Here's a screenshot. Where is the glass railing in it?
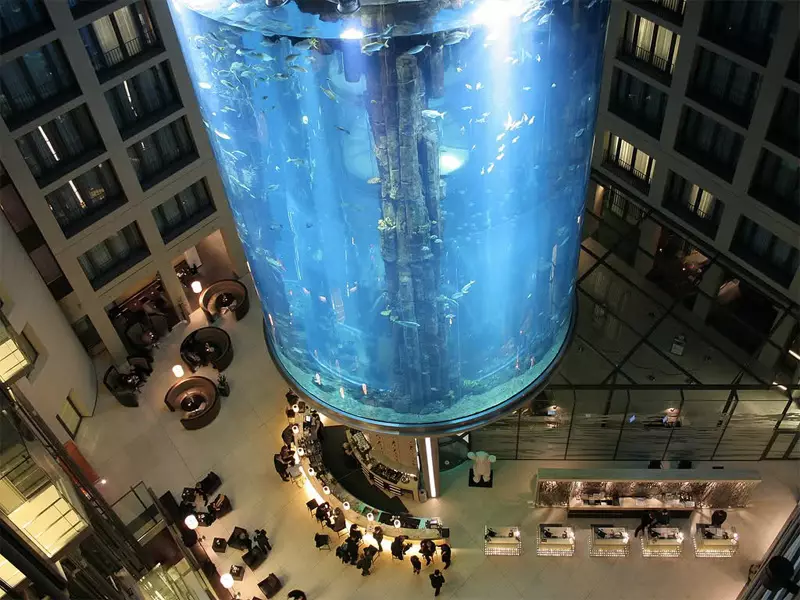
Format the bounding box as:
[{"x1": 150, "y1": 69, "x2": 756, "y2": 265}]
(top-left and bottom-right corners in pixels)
[
  {"x1": 617, "y1": 39, "x2": 675, "y2": 77},
  {"x1": 111, "y1": 482, "x2": 164, "y2": 543}
]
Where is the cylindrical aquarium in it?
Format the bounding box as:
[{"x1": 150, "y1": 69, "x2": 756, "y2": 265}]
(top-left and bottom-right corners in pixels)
[{"x1": 169, "y1": 0, "x2": 609, "y2": 434}]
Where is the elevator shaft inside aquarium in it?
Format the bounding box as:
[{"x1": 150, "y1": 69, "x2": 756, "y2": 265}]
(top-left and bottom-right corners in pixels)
[{"x1": 169, "y1": 0, "x2": 609, "y2": 433}]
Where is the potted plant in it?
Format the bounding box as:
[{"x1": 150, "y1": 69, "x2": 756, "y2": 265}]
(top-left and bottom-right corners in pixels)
[{"x1": 217, "y1": 374, "x2": 230, "y2": 397}]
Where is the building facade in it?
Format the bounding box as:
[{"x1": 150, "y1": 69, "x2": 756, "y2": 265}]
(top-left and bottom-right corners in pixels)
[{"x1": 0, "y1": 0, "x2": 247, "y2": 365}]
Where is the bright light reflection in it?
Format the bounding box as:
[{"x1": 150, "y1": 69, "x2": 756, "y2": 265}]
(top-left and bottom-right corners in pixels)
[
  {"x1": 439, "y1": 152, "x2": 463, "y2": 175},
  {"x1": 340, "y1": 28, "x2": 364, "y2": 40},
  {"x1": 471, "y1": 0, "x2": 529, "y2": 29}
]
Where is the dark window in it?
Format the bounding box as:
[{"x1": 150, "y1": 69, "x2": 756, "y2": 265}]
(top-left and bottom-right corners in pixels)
[
  {"x1": 675, "y1": 108, "x2": 742, "y2": 181},
  {"x1": 687, "y1": 47, "x2": 761, "y2": 127},
  {"x1": 45, "y1": 162, "x2": 126, "y2": 237},
  {"x1": 608, "y1": 68, "x2": 667, "y2": 138},
  {"x1": 618, "y1": 12, "x2": 680, "y2": 82},
  {"x1": 69, "y1": 0, "x2": 113, "y2": 19},
  {"x1": 749, "y1": 151, "x2": 799, "y2": 224},
  {"x1": 105, "y1": 61, "x2": 181, "y2": 138},
  {"x1": 15, "y1": 105, "x2": 104, "y2": 187},
  {"x1": 767, "y1": 89, "x2": 799, "y2": 157},
  {"x1": 0, "y1": 41, "x2": 80, "y2": 130},
  {"x1": 0, "y1": 167, "x2": 35, "y2": 234},
  {"x1": 71, "y1": 315, "x2": 103, "y2": 354},
  {"x1": 152, "y1": 179, "x2": 215, "y2": 242},
  {"x1": 603, "y1": 133, "x2": 656, "y2": 193},
  {"x1": 700, "y1": 0, "x2": 780, "y2": 65},
  {"x1": 788, "y1": 38, "x2": 799, "y2": 83},
  {"x1": 663, "y1": 171, "x2": 724, "y2": 237},
  {"x1": 80, "y1": 1, "x2": 161, "y2": 81},
  {"x1": 127, "y1": 117, "x2": 197, "y2": 189},
  {"x1": 78, "y1": 223, "x2": 150, "y2": 290},
  {"x1": 731, "y1": 217, "x2": 799, "y2": 287},
  {"x1": 0, "y1": 0, "x2": 53, "y2": 53}
]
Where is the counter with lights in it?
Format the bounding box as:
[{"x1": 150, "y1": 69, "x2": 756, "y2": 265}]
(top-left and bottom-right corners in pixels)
[
  {"x1": 345, "y1": 429, "x2": 421, "y2": 501},
  {"x1": 484, "y1": 526, "x2": 522, "y2": 556},
  {"x1": 533, "y1": 468, "x2": 760, "y2": 518},
  {"x1": 536, "y1": 524, "x2": 575, "y2": 556},
  {"x1": 693, "y1": 524, "x2": 738, "y2": 558},
  {"x1": 589, "y1": 524, "x2": 629, "y2": 557},
  {"x1": 642, "y1": 526, "x2": 683, "y2": 557}
]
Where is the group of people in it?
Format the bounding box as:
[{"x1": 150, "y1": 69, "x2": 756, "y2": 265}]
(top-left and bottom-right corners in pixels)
[
  {"x1": 335, "y1": 524, "x2": 379, "y2": 576},
  {"x1": 634, "y1": 508, "x2": 672, "y2": 537}
]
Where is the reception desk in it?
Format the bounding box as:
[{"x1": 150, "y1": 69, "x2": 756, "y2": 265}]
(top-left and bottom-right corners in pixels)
[
  {"x1": 589, "y1": 524, "x2": 629, "y2": 557},
  {"x1": 642, "y1": 526, "x2": 683, "y2": 557},
  {"x1": 537, "y1": 524, "x2": 575, "y2": 556},
  {"x1": 484, "y1": 527, "x2": 521, "y2": 556},
  {"x1": 693, "y1": 524, "x2": 738, "y2": 558}
]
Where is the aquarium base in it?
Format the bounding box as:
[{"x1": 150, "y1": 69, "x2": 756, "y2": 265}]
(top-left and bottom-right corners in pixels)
[{"x1": 468, "y1": 469, "x2": 493, "y2": 488}]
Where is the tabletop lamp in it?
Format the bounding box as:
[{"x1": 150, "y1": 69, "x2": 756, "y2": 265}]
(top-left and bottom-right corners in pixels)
[{"x1": 184, "y1": 514, "x2": 199, "y2": 530}]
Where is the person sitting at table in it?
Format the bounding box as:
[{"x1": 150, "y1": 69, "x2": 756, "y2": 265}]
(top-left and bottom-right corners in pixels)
[
  {"x1": 315, "y1": 504, "x2": 330, "y2": 527},
  {"x1": 279, "y1": 444, "x2": 294, "y2": 464},
  {"x1": 330, "y1": 507, "x2": 346, "y2": 532}
]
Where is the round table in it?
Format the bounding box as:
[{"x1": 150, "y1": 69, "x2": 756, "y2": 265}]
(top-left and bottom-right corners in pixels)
[{"x1": 181, "y1": 394, "x2": 204, "y2": 412}]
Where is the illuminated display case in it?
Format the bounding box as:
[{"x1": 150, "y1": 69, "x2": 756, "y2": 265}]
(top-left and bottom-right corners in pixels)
[
  {"x1": 168, "y1": 0, "x2": 610, "y2": 434},
  {"x1": 537, "y1": 523, "x2": 575, "y2": 556}
]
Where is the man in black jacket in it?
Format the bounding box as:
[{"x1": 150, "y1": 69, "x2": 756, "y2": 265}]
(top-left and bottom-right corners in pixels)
[
  {"x1": 439, "y1": 543, "x2": 451, "y2": 569},
  {"x1": 430, "y1": 570, "x2": 445, "y2": 596}
]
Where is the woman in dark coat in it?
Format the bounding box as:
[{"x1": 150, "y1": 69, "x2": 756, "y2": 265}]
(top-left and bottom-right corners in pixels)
[{"x1": 410, "y1": 555, "x2": 422, "y2": 574}]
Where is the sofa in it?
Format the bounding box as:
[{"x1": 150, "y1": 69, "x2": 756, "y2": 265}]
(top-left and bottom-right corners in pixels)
[
  {"x1": 180, "y1": 327, "x2": 234, "y2": 372},
  {"x1": 164, "y1": 376, "x2": 221, "y2": 430},
  {"x1": 198, "y1": 279, "x2": 250, "y2": 323}
]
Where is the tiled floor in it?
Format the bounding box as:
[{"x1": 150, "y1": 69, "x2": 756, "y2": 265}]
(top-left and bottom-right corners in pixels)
[{"x1": 76, "y1": 278, "x2": 800, "y2": 600}]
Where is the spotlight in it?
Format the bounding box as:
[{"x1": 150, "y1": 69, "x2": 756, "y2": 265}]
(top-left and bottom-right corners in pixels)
[{"x1": 336, "y1": 0, "x2": 360, "y2": 14}]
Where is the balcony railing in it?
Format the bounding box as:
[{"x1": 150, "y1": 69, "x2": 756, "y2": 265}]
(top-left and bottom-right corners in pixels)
[
  {"x1": 86, "y1": 247, "x2": 150, "y2": 291},
  {"x1": 630, "y1": 0, "x2": 685, "y2": 25},
  {"x1": 0, "y1": 82, "x2": 81, "y2": 131},
  {"x1": 663, "y1": 194, "x2": 722, "y2": 238},
  {"x1": 88, "y1": 30, "x2": 162, "y2": 82},
  {"x1": 617, "y1": 39, "x2": 674, "y2": 82},
  {"x1": 56, "y1": 194, "x2": 127, "y2": 239},
  {"x1": 686, "y1": 82, "x2": 755, "y2": 128},
  {"x1": 602, "y1": 151, "x2": 652, "y2": 194},
  {"x1": 116, "y1": 98, "x2": 182, "y2": 140}
]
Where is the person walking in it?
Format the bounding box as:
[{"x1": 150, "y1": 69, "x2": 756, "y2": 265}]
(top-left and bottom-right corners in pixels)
[
  {"x1": 439, "y1": 543, "x2": 451, "y2": 570},
  {"x1": 391, "y1": 536, "x2": 405, "y2": 560},
  {"x1": 429, "y1": 569, "x2": 445, "y2": 597},
  {"x1": 410, "y1": 555, "x2": 422, "y2": 574},
  {"x1": 373, "y1": 526, "x2": 384, "y2": 552},
  {"x1": 254, "y1": 529, "x2": 272, "y2": 552},
  {"x1": 420, "y1": 539, "x2": 435, "y2": 566},
  {"x1": 634, "y1": 511, "x2": 654, "y2": 538},
  {"x1": 356, "y1": 551, "x2": 373, "y2": 576}
]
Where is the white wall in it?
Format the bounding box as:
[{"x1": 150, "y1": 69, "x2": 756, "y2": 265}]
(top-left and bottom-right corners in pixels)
[{"x1": 0, "y1": 215, "x2": 96, "y2": 442}]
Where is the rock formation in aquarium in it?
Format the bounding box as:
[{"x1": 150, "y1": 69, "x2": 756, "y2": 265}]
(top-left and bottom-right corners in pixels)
[{"x1": 168, "y1": 0, "x2": 610, "y2": 433}]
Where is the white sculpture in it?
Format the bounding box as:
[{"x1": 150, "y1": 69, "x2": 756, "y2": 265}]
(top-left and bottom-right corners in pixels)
[{"x1": 467, "y1": 451, "x2": 496, "y2": 483}]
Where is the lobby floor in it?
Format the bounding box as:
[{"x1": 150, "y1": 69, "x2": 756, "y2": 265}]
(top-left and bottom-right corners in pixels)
[{"x1": 76, "y1": 279, "x2": 800, "y2": 600}]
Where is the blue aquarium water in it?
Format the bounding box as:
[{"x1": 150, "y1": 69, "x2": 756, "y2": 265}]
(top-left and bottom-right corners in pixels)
[{"x1": 169, "y1": 0, "x2": 609, "y2": 432}]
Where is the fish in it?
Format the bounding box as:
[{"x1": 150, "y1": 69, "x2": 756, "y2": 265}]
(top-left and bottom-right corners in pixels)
[
  {"x1": 433, "y1": 238, "x2": 443, "y2": 244},
  {"x1": 443, "y1": 30, "x2": 471, "y2": 45},
  {"x1": 362, "y1": 39, "x2": 389, "y2": 54},
  {"x1": 496, "y1": 132, "x2": 506, "y2": 142},
  {"x1": 198, "y1": 81, "x2": 212, "y2": 89},
  {"x1": 462, "y1": 280, "x2": 476, "y2": 294},
  {"x1": 421, "y1": 246, "x2": 431, "y2": 252},
  {"x1": 536, "y1": 54, "x2": 542, "y2": 62},
  {"x1": 394, "y1": 320, "x2": 421, "y2": 328},
  {"x1": 456, "y1": 66, "x2": 463, "y2": 73},
  {"x1": 551, "y1": 83, "x2": 557, "y2": 88},
  {"x1": 220, "y1": 79, "x2": 237, "y2": 89},
  {"x1": 289, "y1": 65, "x2": 308, "y2": 73},
  {"x1": 475, "y1": 82, "x2": 483, "y2": 90},
  {"x1": 445, "y1": 314, "x2": 456, "y2": 319},
  {"x1": 461, "y1": 106, "x2": 472, "y2": 110},
  {"x1": 294, "y1": 38, "x2": 319, "y2": 51},
  {"x1": 465, "y1": 84, "x2": 473, "y2": 90},
  {"x1": 574, "y1": 127, "x2": 585, "y2": 138},
  {"x1": 421, "y1": 109, "x2": 446, "y2": 120},
  {"x1": 528, "y1": 115, "x2": 536, "y2": 125},
  {"x1": 220, "y1": 106, "x2": 237, "y2": 113},
  {"x1": 460, "y1": 126, "x2": 466, "y2": 135},
  {"x1": 336, "y1": 126, "x2": 351, "y2": 134},
  {"x1": 452, "y1": 292, "x2": 464, "y2": 299},
  {"x1": 321, "y1": 86, "x2": 337, "y2": 102},
  {"x1": 367, "y1": 177, "x2": 381, "y2": 184},
  {"x1": 498, "y1": 144, "x2": 506, "y2": 153},
  {"x1": 405, "y1": 42, "x2": 430, "y2": 55},
  {"x1": 512, "y1": 136, "x2": 520, "y2": 144},
  {"x1": 214, "y1": 129, "x2": 231, "y2": 140},
  {"x1": 267, "y1": 184, "x2": 280, "y2": 192},
  {"x1": 265, "y1": 256, "x2": 285, "y2": 271},
  {"x1": 496, "y1": 153, "x2": 505, "y2": 161},
  {"x1": 287, "y1": 157, "x2": 307, "y2": 166},
  {"x1": 487, "y1": 162, "x2": 495, "y2": 173},
  {"x1": 522, "y1": 86, "x2": 532, "y2": 91},
  {"x1": 380, "y1": 310, "x2": 392, "y2": 316},
  {"x1": 273, "y1": 73, "x2": 290, "y2": 81},
  {"x1": 285, "y1": 53, "x2": 301, "y2": 63},
  {"x1": 319, "y1": 296, "x2": 327, "y2": 303}
]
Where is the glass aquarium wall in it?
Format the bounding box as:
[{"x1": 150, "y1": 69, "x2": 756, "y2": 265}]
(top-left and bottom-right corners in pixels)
[{"x1": 169, "y1": 0, "x2": 609, "y2": 433}]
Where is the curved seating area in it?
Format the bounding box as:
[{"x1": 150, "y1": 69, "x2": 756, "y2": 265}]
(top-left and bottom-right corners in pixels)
[
  {"x1": 198, "y1": 279, "x2": 249, "y2": 323},
  {"x1": 164, "y1": 376, "x2": 221, "y2": 430},
  {"x1": 180, "y1": 327, "x2": 234, "y2": 372}
]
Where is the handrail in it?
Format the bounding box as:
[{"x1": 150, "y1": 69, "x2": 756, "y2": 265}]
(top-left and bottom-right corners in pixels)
[
  {"x1": 617, "y1": 39, "x2": 675, "y2": 75},
  {"x1": 89, "y1": 29, "x2": 159, "y2": 71}
]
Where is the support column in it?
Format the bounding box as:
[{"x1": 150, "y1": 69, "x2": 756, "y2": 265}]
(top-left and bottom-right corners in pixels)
[
  {"x1": 634, "y1": 217, "x2": 661, "y2": 277},
  {"x1": 417, "y1": 437, "x2": 440, "y2": 500}
]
